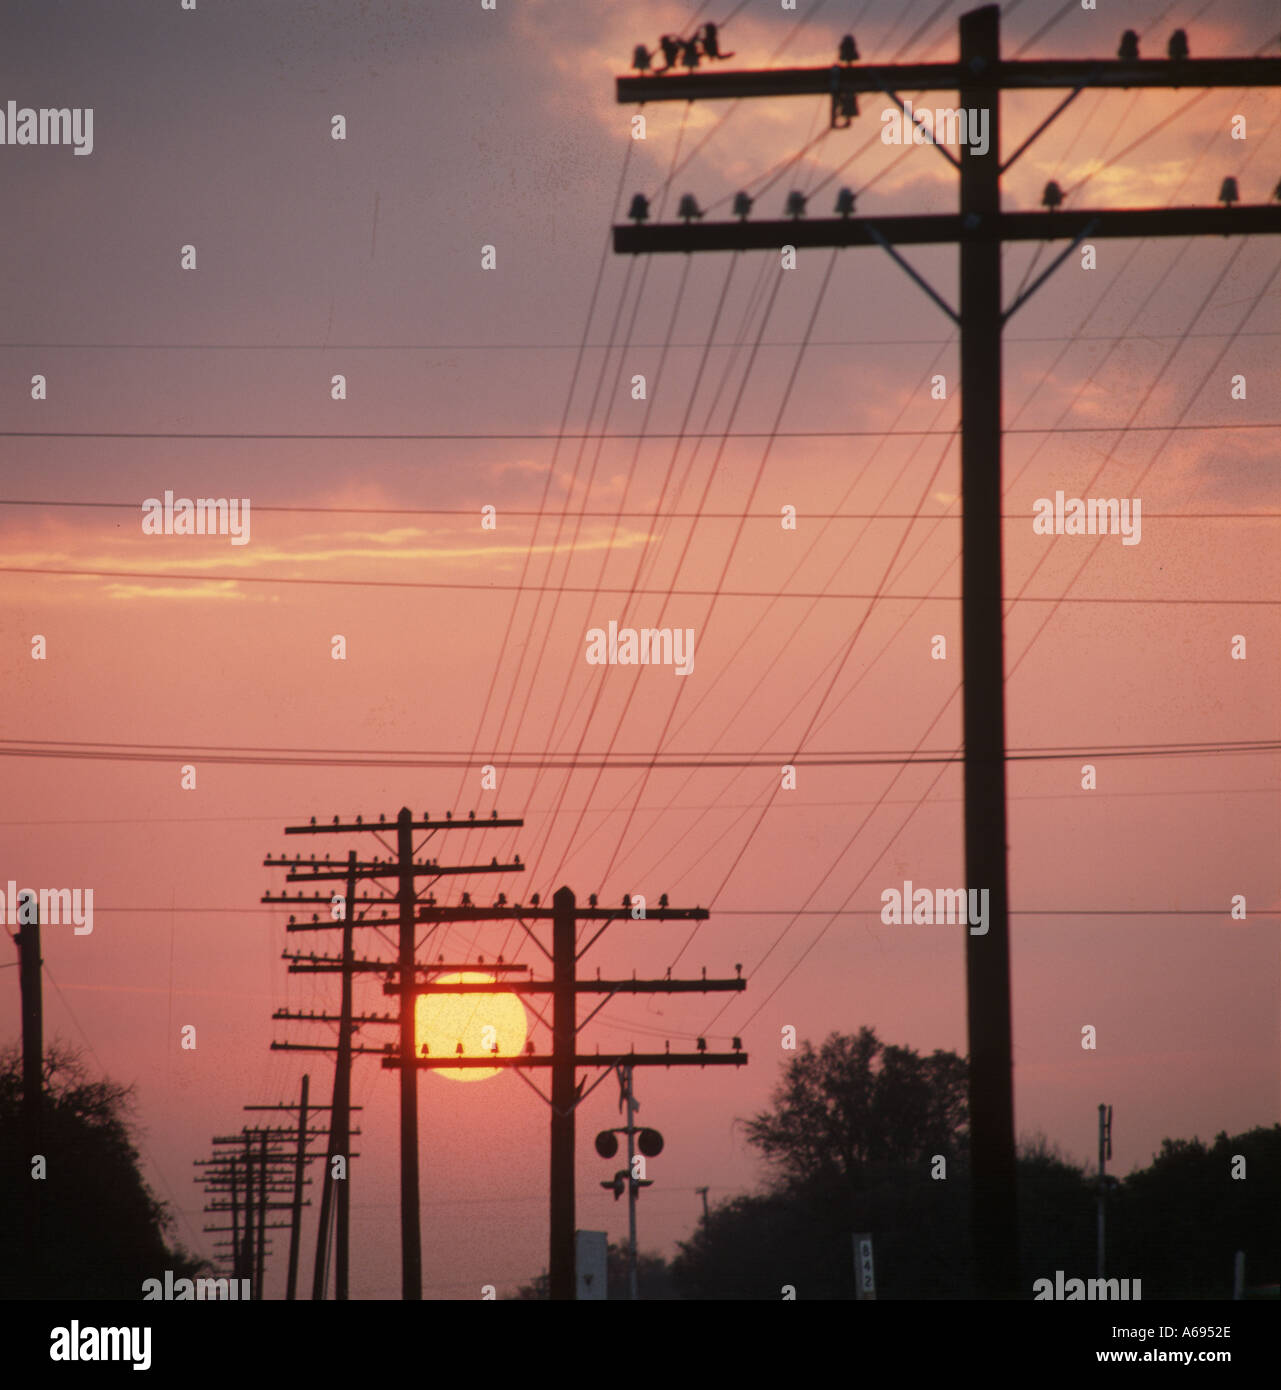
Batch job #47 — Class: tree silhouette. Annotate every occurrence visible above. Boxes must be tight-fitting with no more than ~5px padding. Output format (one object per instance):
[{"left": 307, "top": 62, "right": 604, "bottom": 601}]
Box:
[
  {"left": 0, "top": 1042, "right": 204, "bottom": 1299},
  {"left": 1111, "top": 1125, "right": 1281, "bottom": 1298},
  {"left": 742, "top": 1026, "right": 969, "bottom": 1186}
]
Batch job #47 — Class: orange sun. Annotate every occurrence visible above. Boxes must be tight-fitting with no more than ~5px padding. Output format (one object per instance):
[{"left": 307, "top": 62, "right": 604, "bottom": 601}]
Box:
[{"left": 415, "top": 972, "right": 528, "bottom": 1082}]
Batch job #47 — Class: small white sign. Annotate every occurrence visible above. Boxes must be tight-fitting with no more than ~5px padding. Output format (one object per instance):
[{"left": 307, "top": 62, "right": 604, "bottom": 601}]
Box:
[{"left": 854, "top": 1233, "right": 876, "bottom": 1300}]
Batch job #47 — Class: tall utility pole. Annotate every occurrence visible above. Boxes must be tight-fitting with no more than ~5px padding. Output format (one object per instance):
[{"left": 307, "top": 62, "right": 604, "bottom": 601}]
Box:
[
  {"left": 1097, "top": 1102, "right": 1113, "bottom": 1279},
  {"left": 615, "top": 8, "right": 1281, "bottom": 1296},
  {"left": 385, "top": 886, "right": 748, "bottom": 1301},
  {"left": 263, "top": 807, "right": 523, "bottom": 1299},
  {"left": 549, "top": 886, "right": 577, "bottom": 1300},
  {"left": 15, "top": 893, "right": 42, "bottom": 1285}
]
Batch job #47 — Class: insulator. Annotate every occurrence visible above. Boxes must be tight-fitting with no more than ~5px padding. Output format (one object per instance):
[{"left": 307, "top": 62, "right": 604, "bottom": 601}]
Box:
[
  {"left": 1042, "top": 180, "right": 1064, "bottom": 209},
  {"left": 632, "top": 44, "right": 651, "bottom": 73},
  {"left": 838, "top": 34, "right": 859, "bottom": 64},
  {"left": 1118, "top": 30, "right": 1139, "bottom": 60},
  {"left": 732, "top": 190, "right": 753, "bottom": 220},
  {"left": 1168, "top": 29, "right": 1188, "bottom": 61},
  {"left": 1219, "top": 176, "right": 1239, "bottom": 205},
  {"left": 785, "top": 190, "right": 808, "bottom": 219},
  {"left": 835, "top": 186, "right": 857, "bottom": 218},
  {"left": 677, "top": 192, "right": 703, "bottom": 222}
]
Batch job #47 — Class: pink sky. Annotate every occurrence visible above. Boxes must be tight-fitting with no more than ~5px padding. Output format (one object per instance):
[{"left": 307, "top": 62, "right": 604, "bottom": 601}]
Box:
[{"left": 2, "top": 0, "right": 1278, "bottom": 1297}]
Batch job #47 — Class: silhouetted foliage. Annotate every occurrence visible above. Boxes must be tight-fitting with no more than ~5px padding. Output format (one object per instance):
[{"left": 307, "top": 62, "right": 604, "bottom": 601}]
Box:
[
  {"left": 0, "top": 1042, "right": 203, "bottom": 1299},
  {"left": 673, "top": 1031, "right": 1097, "bottom": 1298},
  {"left": 513, "top": 1030, "right": 1277, "bottom": 1300},
  {"left": 742, "top": 1027, "right": 969, "bottom": 1186},
  {"left": 1110, "top": 1126, "right": 1281, "bottom": 1298}
]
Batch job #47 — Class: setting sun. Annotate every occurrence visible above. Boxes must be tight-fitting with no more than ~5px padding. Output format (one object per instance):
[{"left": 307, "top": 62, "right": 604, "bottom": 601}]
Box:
[{"left": 415, "top": 973, "right": 528, "bottom": 1082}]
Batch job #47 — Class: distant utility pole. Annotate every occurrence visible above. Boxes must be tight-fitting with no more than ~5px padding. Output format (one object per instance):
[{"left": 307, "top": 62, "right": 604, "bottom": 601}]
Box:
[
  {"left": 696, "top": 1186, "right": 710, "bottom": 1226},
  {"left": 198, "top": 1106, "right": 347, "bottom": 1297},
  {"left": 615, "top": 5, "right": 1281, "bottom": 1296},
  {"left": 1097, "top": 1102, "right": 1112, "bottom": 1279},
  {"left": 197, "top": 1147, "right": 296, "bottom": 1293},
  {"left": 384, "top": 884, "right": 748, "bottom": 1301},
  {"left": 243, "top": 1076, "right": 319, "bottom": 1300},
  {"left": 262, "top": 807, "right": 523, "bottom": 1300}
]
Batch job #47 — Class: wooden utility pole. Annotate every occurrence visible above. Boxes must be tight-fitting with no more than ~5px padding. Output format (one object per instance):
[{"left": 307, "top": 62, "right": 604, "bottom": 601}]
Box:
[
  {"left": 394, "top": 809, "right": 421, "bottom": 1301},
  {"left": 1097, "top": 1102, "right": 1112, "bottom": 1279},
  {"left": 614, "top": 6, "right": 1281, "bottom": 1295},
  {"left": 242, "top": 1087, "right": 358, "bottom": 1301},
  {"left": 385, "top": 887, "right": 748, "bottom": 1301},
  {"left": 550, "top": 886, "right": 577, "bottom": 1299},
  {"left": 256, "top": 1131, "right": 269, "bottom": 1299},
  {"left": 16, "top": 894, "right": 42, "bottom": 1285},
  {"left": 290, "top": 1074, "right": 309, "bottom": 1300},
  {"left": 263, "top": 807, "right": 524, "bottom": 1300}
]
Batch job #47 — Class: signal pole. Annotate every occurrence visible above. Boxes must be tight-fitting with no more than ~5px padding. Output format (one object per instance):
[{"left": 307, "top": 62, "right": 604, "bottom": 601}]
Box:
[
  {"left": 614, "top": 7, "right": 1281, "bottom": 1296},
  {"left": 621, "top": 1064, "right": 640, "bottom": 1302}
]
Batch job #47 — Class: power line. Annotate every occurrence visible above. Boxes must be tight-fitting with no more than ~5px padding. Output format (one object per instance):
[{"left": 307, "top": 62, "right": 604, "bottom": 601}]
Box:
[
  {"left": 0, "top": 422, "right": 1271, "bottom": 439},
  {"left": 7, "top": 498, "right": 1272, "bottom": 520}
]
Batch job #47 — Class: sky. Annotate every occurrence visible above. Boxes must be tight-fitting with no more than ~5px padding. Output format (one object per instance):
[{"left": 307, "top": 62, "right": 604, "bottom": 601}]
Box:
[{"left": 1, "top": 0, "right": 1278, "bottom": 1299}]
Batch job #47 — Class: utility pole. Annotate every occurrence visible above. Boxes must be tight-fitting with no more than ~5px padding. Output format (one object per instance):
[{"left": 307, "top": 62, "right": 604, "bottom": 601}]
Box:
[
  {"left": 291, "top": 1074, "right": 309, "bottom": 1300},
  {"left": 385, "top": 886, "right": 748, "bottom": 1301},
  {"left": 614, "top": 7, "right": 1281, "bottom": 1296},
  {"left": 256, "top": 1131, "right": 269, "bottom": 1299},
  {"left": 241, "top": 1089, "right": 363, "bottom": 1301},
  {"left": 550, "top": 885, "right": 577, "bottom": 1300},
  {"left": 696, "top": 1186, "right": 710, "bottom": 1226},
  {"left": 1097, "top": 1102, "right": 1112, "bottom": 1279},
  {"left": 15, "top": 893, "right": 42, "bottom": 1286},
  {"left": 263, "top": 806, "right": 524, "bottom": 1300},
  {"left": 198, "top": 1114, "right": 333, "bottom": 1297},
  {"left": 244, "top": 1076, "right": 311, "bottom": 1300},
  {"left": 621, "top": 1063, "right": 640, "bottom": 1302}
]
